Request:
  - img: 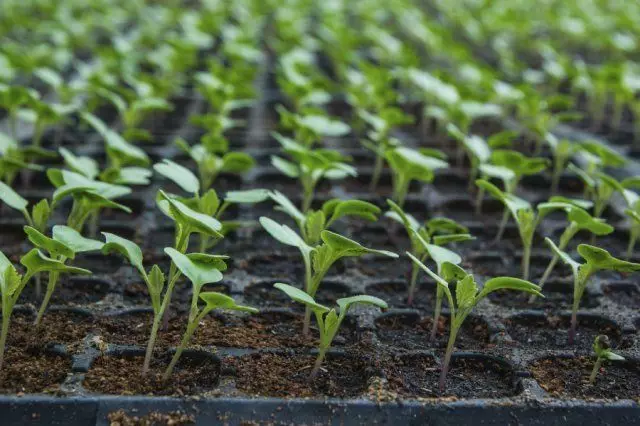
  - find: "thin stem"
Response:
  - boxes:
[407,261,420,305]
[439,326,458,394]
[309,347,327,380]
[530,254,558,303]
[495,209,510,242]
[370,151,384,191]
[163,315,201,381]
[475,186,485,215]
[589,357,603,384]
[430,288,443,340]
[626,227,638,260]
[34,271,59,326]
[302,255,313,335]
[0,301,10,372]
[522,243,531,281]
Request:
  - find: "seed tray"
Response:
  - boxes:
[1,49,640,426]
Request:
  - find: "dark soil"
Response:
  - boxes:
[83,352,220,396]
[530,356,640,399]
[107,409,195,426]
[375,313,489,350]
[0,348,71,394]
[602,281,640,308]
[351,257,408,279]
[505,314,623,349]
[230,352,374,398]
[97,311,356,348]
[384,354,518,398]
[18,277,111,305]
[9,310,97,347]
[236,252,304,280]
[488,281,600,310]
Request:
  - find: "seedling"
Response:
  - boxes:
[23,225,102,324]
[260,218,397,334]
[476,180,573,280]
[531,205,613,302]
[0,181,50,232]
[408,255,542,393]
[546,238,640,344]
[385,199,473,306]
[589,335,625,384]
[0,132,55,186]
[174,134,254,191]
[0,84,37,139]
[544,134,583,195]
[488,150,548,241]
[384,146,448,207]
[154,158,269,250]
[276,105,350,148]
[47,169,132,232]
[269,190,381,245]
[162,249,257,380]
[271,135,356,211]
[274,283,387,379]
[624,209,640,260]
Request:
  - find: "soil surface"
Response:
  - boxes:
[0,347,71,394]
[230,352,374,398]
[84,352,220,396]
[375,313,489,350]
[107,409,195,426]
[384,354,518,398]
[488,281,600,310]
[602,282,640,308]
[531,356,640,399]
[10,310,97,347]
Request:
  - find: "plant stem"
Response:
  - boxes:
[309,347,327,380]
[522,243,531,281]
[626,227,638,260]
[530,254,558,303]
[34,272,59,326]
[302,256,313,335]
[439,326,458,393]
[589,357,603,384]
[370,151,384,191]
[163,318,199,381]
[569,295,579,345]
[495,209,509,242]
[430,288,443,340]
[407,261,420,305]
[475,186,485,215]
[0,302,10,372]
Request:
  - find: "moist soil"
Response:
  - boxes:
[107,409,195,426]
[602,282,640,308]
[0,347,71,394]
[9,310,97,347]
[18,277,111,306]
[83,353,219,396]
[229,351,373,398]
[97,311,356,348]
[383,354,517,398]
[530,356,640,399]
[505,314,624,349]
[365,281,437,309]
[375,313,489,350]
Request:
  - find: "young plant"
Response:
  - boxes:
[532,206,613,302]
[476,180,572,280]
[0,132,54,185]
[624,209,640,260]
[154,159,269,251]
[23,225,102,324]
[385,199,473,305]
[546,238,640,344]
[271,135,356,211]
[276,105,350,148]
[589,335,624,384]
[162,249,257,380]
[544,134,583,195]
[384,146,448,207]
[274,283,387,379]
[174,134,254,191]
[0,84,37,139]
[260,218,397,335]
[408,255,542,393]
[0,248,89,370]
[47,169,132,232]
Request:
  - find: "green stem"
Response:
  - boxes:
[0,300,10,372]
[439,326,459,393]
[163,315,201,381]
[430,288,443,340]
[309,346,328,380]
[495,209,510,242]
[34,271,59,326]
[407,262,420,305]
[626,227,638,260]
[589,357,603,384]
[475,186,485,215]
[370,151,384,192]
[522,243,531,281]
[302,255,313,335]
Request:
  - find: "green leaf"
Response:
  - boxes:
[199,292,258,313]
[225,189,269,204]
[154,159,200,194]
[441,262,467,282]
[259,217,310,254]
[320,230,398,259]
[577,245,640,273]
[147,264,165,297]
[31,199,50,231]
[0,181,28,211]
[269,191,305,223]
[164,248,224,291]
[455,274,478,310]
[158,190,223,238]
[0,264,21,297]
[24,226,75,259]
[59,148,99,179]
[0,250,12,276]
[305,210,326,244]
[115,167,152,185]
[432,233,475,245]
[413,231,461,270]
[298,115,350,137]
[20,249,91,277]
[569,208,614,235]
[199,189,220,217]
[102,232,144,275]
[406,252,453,305]
[481,276,543,298]
[324,199,381,224]
[579,141,626,168]
[271,155,299,178]
[221,152,255,173]
[491,150,548,176]
[53,226,103,253]
[273,283,329,313]
[337,295,388,312]
[545,237,580,277]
